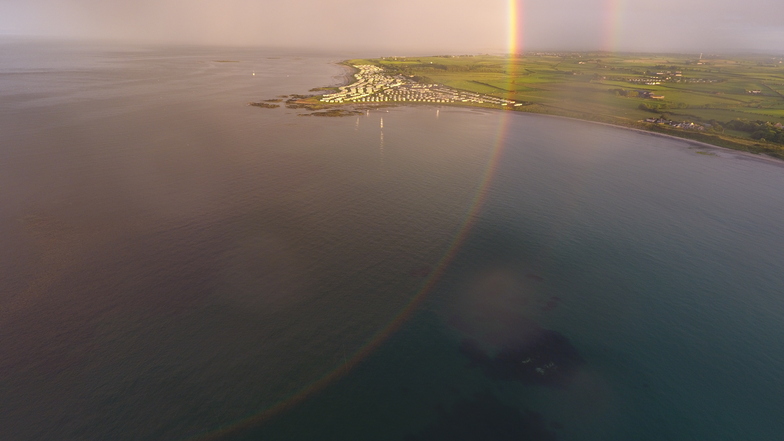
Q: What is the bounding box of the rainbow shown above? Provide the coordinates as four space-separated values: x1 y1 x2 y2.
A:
191 6 526 440
602 0 625 52
193 118 512 441
508 0 524 57
505 0 524 105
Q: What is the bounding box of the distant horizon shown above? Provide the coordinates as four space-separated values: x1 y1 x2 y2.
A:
2 34 783 59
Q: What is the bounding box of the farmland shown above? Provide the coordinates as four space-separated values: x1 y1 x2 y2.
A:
335 53 784 158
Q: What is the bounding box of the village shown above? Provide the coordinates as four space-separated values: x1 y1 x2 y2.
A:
602 72 719 86
320 64 522 107
644 117 708 131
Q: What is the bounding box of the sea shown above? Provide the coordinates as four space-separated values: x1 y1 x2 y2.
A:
1 39 783 441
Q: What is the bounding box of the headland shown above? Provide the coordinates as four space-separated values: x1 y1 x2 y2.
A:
253 53 784 160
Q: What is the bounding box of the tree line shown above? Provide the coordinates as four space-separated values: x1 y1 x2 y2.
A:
725 119 784 144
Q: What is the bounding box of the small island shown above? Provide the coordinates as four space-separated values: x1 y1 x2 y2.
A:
260 53 784 159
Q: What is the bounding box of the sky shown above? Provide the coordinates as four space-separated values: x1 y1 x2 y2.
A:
1 0 782 54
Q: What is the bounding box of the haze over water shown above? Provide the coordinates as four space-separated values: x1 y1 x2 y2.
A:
2 41 784 440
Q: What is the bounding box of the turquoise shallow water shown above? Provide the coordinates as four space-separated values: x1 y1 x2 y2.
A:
1 41 783 440
433 118 784 441
243 114 784 441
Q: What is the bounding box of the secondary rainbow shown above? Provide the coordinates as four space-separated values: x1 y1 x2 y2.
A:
602 0 625 52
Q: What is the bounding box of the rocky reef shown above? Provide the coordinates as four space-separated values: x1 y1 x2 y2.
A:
460 328 583 387
248 102 280 109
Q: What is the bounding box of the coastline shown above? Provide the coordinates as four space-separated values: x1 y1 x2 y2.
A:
253 56 783 164
527 111 784 166
299 58 784 164
334 62 358 88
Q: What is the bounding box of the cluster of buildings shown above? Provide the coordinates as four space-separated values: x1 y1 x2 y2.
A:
639 91 665 99
320 65 400 103
320 65 521 107
603 71 718 86
644 118 706 131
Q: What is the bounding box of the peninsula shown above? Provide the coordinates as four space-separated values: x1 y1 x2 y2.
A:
265 53 784 159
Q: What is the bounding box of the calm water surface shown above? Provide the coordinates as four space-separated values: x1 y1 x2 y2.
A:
1 40 783 441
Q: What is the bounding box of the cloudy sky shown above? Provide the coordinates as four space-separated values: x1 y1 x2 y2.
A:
1 0 782 54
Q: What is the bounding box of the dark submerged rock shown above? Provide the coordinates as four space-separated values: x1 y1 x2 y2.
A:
541 296 561 312
460 328 583 387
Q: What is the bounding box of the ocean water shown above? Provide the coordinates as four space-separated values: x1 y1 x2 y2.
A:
1 40 783 441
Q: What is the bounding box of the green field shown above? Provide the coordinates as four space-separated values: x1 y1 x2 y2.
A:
344 53 784 159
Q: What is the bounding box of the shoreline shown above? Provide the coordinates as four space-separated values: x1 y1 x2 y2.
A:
333 62 357 88
358 100 784 166
524 111 784 166
304 59 784 165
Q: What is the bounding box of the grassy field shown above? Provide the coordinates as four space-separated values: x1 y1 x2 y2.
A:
343 53 784 159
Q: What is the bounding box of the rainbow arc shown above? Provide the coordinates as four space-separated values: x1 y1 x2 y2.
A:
194 4 531 439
